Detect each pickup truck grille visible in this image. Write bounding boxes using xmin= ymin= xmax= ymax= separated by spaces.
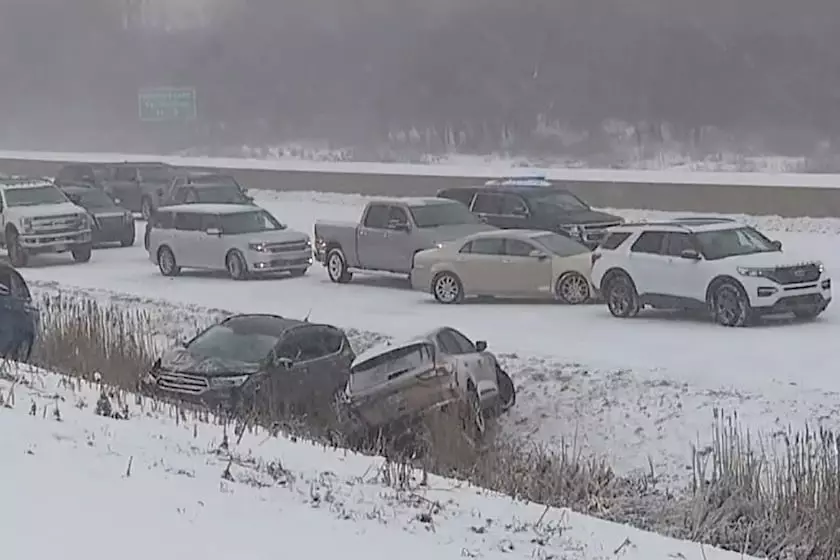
xmin=766 ymin=264 xmax=821 ymax=285
xmin=265 ymin=241 xmax=309 ymax=253
xmin=32 ymin=214 xmax=80 ymax=232
xmin=155 ymin=371 xmax=209 ymax=395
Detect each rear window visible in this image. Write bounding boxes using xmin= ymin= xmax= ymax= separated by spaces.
xmin=438 ymin=188 xmax=475 ymax=206
xmin=599 ymin=231 xmax=632 ymax=250
xmin=351 ymin=342 xmax=435 ymax=378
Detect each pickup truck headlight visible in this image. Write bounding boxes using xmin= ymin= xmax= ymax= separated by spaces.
xmin=248 ymin=242 xmax=269 ymax=252
xmin=737 ymin=266 xmax=772 ymax=277
xmin=78 ymin=213 xmax=91 ymax=228
xmin=20 ymin=217 xmax=32 ymax=233
xmin=208 ymin=375 xmax=250 ymax=388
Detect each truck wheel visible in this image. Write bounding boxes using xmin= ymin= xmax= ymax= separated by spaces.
xmin=7 ymin=231 xmax=28 ymax=268
xmin=141 ymin=197 xmax=154 ymax=221
xmin=326 ymin=248 xmax=352 ymax=283
xmin=120 ymin=225 xmax=136 ymax=247
xmin=71 ymin=244 xmax=92 ymax=263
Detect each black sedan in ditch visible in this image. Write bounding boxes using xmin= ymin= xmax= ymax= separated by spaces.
xmin=60 ymin=186 xmax=136 ymax=247
xmin=140 ymin=314 xmax=355 ymax=418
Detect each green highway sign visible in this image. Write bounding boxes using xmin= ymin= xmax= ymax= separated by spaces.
xmin=138 ymin=87 xmax=197 ymax=122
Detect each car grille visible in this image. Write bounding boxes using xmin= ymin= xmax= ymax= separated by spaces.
xmin=775 ymin=293 xmax=825 ymax=307
xmin=155 ymin=371 xmax=209 ymax=394
xmin=269 ymin=256 xmax=311 ymax=267
xmin=95 ymin=216 xmax=124 ymax=230
xmin=32 ymin=214 xmax=80 ymax=232
xmin=766 ymin=264 xmax=821 ymax=285
xmin=265 ymin=241 xmax=309 ymax=253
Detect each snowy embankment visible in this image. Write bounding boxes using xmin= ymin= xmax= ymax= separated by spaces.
xmin=0 ymin=365 xmax=755 ymax=560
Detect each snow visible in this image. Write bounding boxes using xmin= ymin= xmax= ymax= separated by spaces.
xmin=14 ymin=190 xmax=840 ymax=488
xmin=0 ymin=364 xmax=757 ymax=560
xmin=2 ymin=148 xmax=840 ymax=188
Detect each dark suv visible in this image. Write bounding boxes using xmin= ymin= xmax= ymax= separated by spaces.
xmin=438 ymin=177 xmax=623 ymax=248
xmin=140 ymin=314 xmax=355 ymax=418
xmin=0 ymin=263 xmax=38 ymax=361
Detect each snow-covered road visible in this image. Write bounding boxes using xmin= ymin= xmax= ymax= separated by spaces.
xmin=16 ymin=190 xmax=840 ymax=483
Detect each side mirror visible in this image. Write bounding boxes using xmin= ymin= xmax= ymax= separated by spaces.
xmin=205 ymin=227 xmax=221 ymax=236
xmin=389 ymin=222 xmax=410 ymax=232
xmin=274 ymin=357 xmax=294 ymax=370
xmin=113 ymin=197 xmax=121 ymax=204
xmin=512 ymin=208 xmax=528 ymax=217
xmin=771 ymin=240 xmax=782 ymax=250
xmin=529 ymin=249 xmax=549 ymax=260
xmin=680 ymin=249 xmax=701 ymax=260
xmin=475 ymin=340 xmax=488 ymax=352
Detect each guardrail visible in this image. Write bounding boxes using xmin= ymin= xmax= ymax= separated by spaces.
xmin=1 ymin=150 xmax=840 ymax=218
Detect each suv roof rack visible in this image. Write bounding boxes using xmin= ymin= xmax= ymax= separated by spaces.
xmin=615 ymin=217 xmax=739 ymax=229
xmin=483 ymin=175 xmax=552 ymax=187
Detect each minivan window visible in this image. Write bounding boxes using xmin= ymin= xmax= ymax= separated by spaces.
xmin=219 ymin=210 xmax=285 ymax=234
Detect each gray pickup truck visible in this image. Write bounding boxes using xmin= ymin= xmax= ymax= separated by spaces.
xmin=314 ymin=197 xmax=495 ymax=283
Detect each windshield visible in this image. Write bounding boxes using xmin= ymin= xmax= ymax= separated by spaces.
xmin=531 ymin=190 xmax=589 ymax=211
xmin=197 ymin=185 xmax=249 ymax=204
xmin=532 ymin=233 xmax=590 ymax=256
xmin=73 ymin=189 xmax=117 ymax=209
xmin=186 ymin=324 xmax=280 ymax=364
xmin=695 ymin=227 xmax=778 ymax=260
xmin=5 ymin=186 xmax=69 ymax=207
xmin=219 ymin=210 xmax=285 ymax=234
xmin=138 ymin=165 xmax=173 ymax=182
xmin=408 ymin=202 xmax=480 ymax=227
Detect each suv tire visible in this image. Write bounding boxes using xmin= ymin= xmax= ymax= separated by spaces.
xmin=71 ymin=244 xmax=92 ymax=263
xmin=226 ymin=250 xmax=249 ymax=281
xmin=604 ymin=273 xmax=640 ymax=318
xmin=710 ymin=281 xmax=752 ymax=327
xmin=157 ymin=245 xmax=180 ymax=276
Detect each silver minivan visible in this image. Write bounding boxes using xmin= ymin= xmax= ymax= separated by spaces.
xmin=146 ymin=204 xmax=312 ymax=280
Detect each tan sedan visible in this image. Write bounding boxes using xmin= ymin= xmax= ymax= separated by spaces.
xmin=411 ymin=229 xmax=595 ymax=304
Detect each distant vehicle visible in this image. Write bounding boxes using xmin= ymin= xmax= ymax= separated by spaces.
xmin=313 ymin=197 xmax=495 ymax=283
xmin=0 ymin=178 xmax=93 ymax=267
xmin=590 ymin=217 xmax=832 ymax=326
xmin=146 ymin=204 xmax=312 ymax=280
xmin=0 ymin=263 xmax=37 ymax=361
xmin=55 ymin=161 xmax=181 ymax=217
xmin=339 ymin=326 xmax=515 ymax=442
xmin=147 ymin=172 xmax=254 ymax=217
xmin=140 ymin=314 xmax=355 ymax=416
xmin=437 ymin=176 xmax=623 ymax=248
xmin=60 ymin=186 xmax=135 ymax=247
xmin=411 ymin=229 xmax=595 ymax=304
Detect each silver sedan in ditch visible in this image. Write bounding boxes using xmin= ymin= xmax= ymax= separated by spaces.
xmin=411 ymin=229 xmax=596 ymax=304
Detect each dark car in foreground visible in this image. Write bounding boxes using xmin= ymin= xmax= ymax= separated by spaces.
xmin=60 ymin=186 xmax=135 ymax=247
xmin=140 ymin=314 xmax=355 ymax=418
xmin=437 ymin=176 xmax=623 ymax=248
xmin=0 ymin=264 xmax=38 ymax=361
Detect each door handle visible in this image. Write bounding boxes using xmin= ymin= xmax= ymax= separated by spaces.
xmin=359 ymin=230 xmax=367 ymax=236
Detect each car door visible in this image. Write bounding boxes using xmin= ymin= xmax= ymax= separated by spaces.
xmin=470 ymin=192 xmax=504 ymax=226
xmin=356 ymin=203 xmax=392 ymax=270
xmin=384 ymin=205 xmax=414 ymax=272
xmin=300 ymin=326 xmax=352 ymax=396
xmin=455 ymin=237 xmax=506 ymax=294
xmin=626 ymin=231 xmax=668 ymax=296
xmin=110 ymin=165 xmax=141 ymax=211
xmin=435 ymin=328 xmax=494 ymax=394
xmin=193 ymin=213 xmax=223 ymax=269
xmin=445 ymin=328 xmax=497 ymax=388
xmin=494 ymin=194 xmax=533 ymax=230
xmin=171 ymin=211 xmax=203 ymax=268
xmin=499 ymin=237 xmax=554 ymax=297
xmin=661 ymin=232 xmax=706 ymax=303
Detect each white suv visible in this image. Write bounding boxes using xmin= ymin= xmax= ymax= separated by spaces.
xmin=590 ymin=218 xmax=831 ymax=326
xmin=146 ymin=204 xmax=312 ymax=280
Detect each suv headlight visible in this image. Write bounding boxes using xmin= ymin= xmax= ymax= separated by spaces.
xmin=737 ymin=266 xmax=772 ymax=277
xmin=208 ymin=375 xmax=250 ymax=388
xmin=816 ymin=261 xmax=825 ymax=274
xmin=248 ymin=242 xmax=269 ymax=252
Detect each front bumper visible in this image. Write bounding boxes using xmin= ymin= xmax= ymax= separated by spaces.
xmin=139 ymin=370 xmax=248 ymax=411
xmin=748 ymin=276 xmax=832 ymax=314
xmin=246 ymin=250 xmax=313 ymax=273
xmin=19 ymin=229 xmax=91 ymax=252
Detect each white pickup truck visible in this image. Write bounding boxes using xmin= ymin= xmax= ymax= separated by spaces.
xmin=0 ymin=178 xmax=93 ymax=267
xmin=313 ymin=197 xmax=495 ymax=283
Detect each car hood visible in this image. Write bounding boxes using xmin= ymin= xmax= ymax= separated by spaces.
xmin=724 ymin=251 xmax=820 ymax=268
xmin=549 ymin=209 xmax=623 ymax=225
xmin=159 ymin=347 xmax=262 ymax=377
xmin=424 ymin=223 xmax=497 ymax=242
xmin=230 ymin=229 xmax=309 ymax=244
xmin=13 ymin=202 xmax=84 ymax=218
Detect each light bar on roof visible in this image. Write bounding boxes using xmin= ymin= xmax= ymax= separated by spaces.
xmin=483 ymin=175 xmax=551 ymax=187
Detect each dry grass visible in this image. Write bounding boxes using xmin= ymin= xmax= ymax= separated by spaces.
xmin=22 ymin=290 xmax=840 ymax=559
